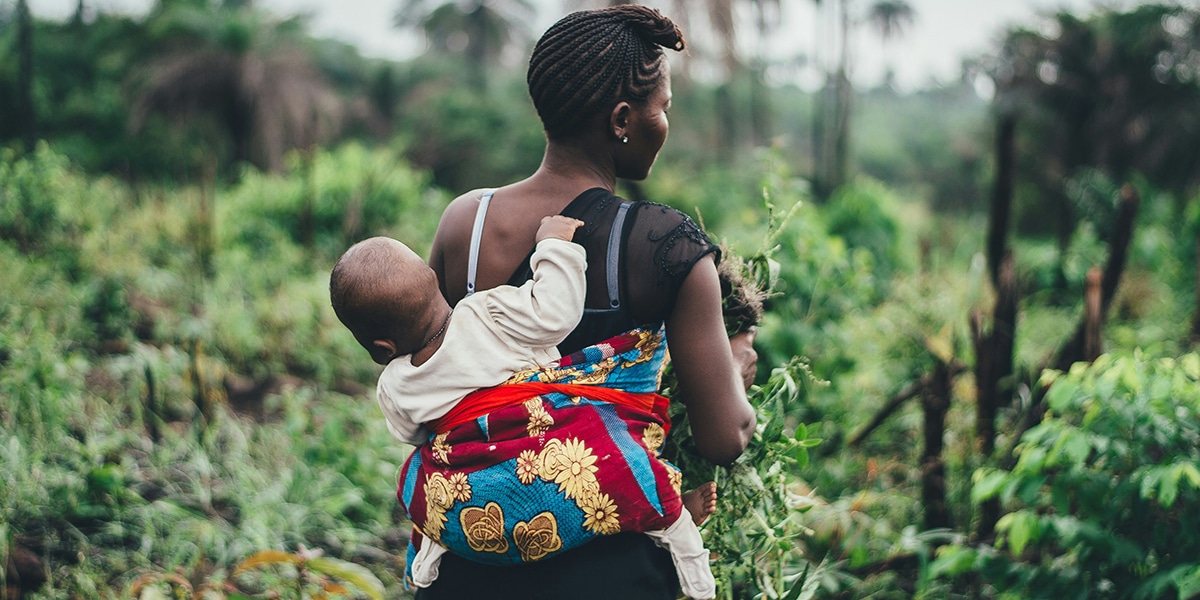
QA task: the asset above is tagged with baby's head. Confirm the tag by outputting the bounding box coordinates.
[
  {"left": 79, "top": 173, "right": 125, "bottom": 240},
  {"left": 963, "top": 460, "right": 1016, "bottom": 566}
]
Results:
[{"left": 330, "top": 237, "right": 446, "bottom": 365}]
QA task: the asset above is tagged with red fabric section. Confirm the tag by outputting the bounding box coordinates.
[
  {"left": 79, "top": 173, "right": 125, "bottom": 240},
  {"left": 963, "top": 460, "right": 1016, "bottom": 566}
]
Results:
[{"left": 430, "top": 383, "right": 669, "bottom": 436}]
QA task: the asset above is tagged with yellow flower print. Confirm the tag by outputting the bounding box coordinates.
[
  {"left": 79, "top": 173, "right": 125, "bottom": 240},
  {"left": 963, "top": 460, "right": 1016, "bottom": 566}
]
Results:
[
  {"left": 524, "top": 398, "right": 554, "bottom": 437},
  {"left": 536, "top": 438, "right": 565, "bottom": 480},
  {"left": 460, "top": 502, "right": 509, "bottom": 554},
  {"left": 539, "top": 437, "right": 599, "bottom": 502},
  {"left": 425, "top": 473, "right": 456, "bottom": 510},
  {"left": 642, "top": 423, "right": 665, "bottom": 455},
  {"left": 622, "top": 330, "right": 659, "bottom": 366},
  {"left": 516, "top": 449, "right": 539, "bottom": 485},
  {"left": 423, "top": 507, "right": 447, "bottom": 542},
  {"left": 448, "top": 472, "right": 472, "bottom": 503},
  {"left": 663, "top": 461, "right": 683, "bottom": 496},
  {"left": 580, "top": 493, "right": 621, "bottom": 535},
  {"left": 423, "top": 473, "right": 461, "bottom": 542},
  {"left": 513, "top": 512, "right": 563, "bottom": 562},
  {"left": 431, "top": 433, "right": 452, "bottom": 465},
  {"left": 569, "top": 360, "right": 615, "bottom": 385},
  {"left": 505, "top": 366, "right": 541, "bottom": 384}
]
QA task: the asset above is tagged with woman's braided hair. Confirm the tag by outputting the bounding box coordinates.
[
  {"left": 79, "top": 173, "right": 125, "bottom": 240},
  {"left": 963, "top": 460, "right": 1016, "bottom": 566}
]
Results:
[{"left": 527, "top": 5, "right": 685, "bottom": 140}]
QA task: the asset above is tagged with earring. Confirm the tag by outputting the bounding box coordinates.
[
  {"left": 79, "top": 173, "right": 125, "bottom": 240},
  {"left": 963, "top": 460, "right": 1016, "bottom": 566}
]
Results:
[{"left": 621, "top": 136, "right": 628, "bottom": 144}]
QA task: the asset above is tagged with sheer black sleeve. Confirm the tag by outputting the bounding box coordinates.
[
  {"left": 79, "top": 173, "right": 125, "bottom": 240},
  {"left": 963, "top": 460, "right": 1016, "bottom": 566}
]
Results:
[{"left": 622, "top": 202, "right": 721, "bottom": 325}]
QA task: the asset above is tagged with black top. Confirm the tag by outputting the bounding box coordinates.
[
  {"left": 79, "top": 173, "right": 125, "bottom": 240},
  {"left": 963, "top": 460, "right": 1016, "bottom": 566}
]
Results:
[{"left": 505, "top": 187, "right": 720, "bottom": 355}]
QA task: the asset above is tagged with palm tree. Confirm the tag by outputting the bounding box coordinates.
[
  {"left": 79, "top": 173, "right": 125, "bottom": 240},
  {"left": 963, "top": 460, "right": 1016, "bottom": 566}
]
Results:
[
  {"left": 394, "top": 0, "right": 536, "bottom": 90},
  {"left": 675, "top": 0, "right": 781, "bottom": 151},
  {"left": 805, "top": 0, "right": 852, "bottom": 198},
  {"left": 865, "top": 0, "right": 914, "bottom": 88},
  {"left": 865, "top": 0, "right": 914, "bottom": 42},
  {"left": 72, "top": 0, "right": 86, "bottom": 27},
  {"left": 129, "top": 3, "right": 347, "bottom": 172},
  {"left": 808, "top": 0, "right": 857, "bottom": 199}
]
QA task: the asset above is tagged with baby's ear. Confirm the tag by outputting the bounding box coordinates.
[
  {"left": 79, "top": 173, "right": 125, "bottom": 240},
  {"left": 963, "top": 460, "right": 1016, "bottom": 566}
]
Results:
[{"left": 371, "top": 339, "right": 399, "bottom": 365}]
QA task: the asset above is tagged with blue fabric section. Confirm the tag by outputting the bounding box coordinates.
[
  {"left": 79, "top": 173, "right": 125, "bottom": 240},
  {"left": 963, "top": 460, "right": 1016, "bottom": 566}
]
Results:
[
  {"left": 404, "top": 540, "right": 416, "bottom": 587},
  {"left": 436, "top": 459, "right": 593, "bottom": 565},
  {"left": 401, "top": 452, "right": 422, "bottom": 509},
  {"left": 593, "top": 403, "right": 664, "bottom": 516},
  {"left": 611, "top": 347, "right": 666, "bottom": 392}
]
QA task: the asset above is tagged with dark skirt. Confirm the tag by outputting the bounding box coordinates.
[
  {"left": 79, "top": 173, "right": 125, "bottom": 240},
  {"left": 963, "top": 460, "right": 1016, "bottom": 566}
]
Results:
[{"left": 415, "top": 533, "right": 680, "bottom": 600}]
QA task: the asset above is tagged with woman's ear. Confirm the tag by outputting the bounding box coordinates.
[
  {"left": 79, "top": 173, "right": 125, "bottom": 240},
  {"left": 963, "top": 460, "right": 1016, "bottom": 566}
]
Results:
[{"left": 610, "top": 101, "right": 632, "bottom": 141}]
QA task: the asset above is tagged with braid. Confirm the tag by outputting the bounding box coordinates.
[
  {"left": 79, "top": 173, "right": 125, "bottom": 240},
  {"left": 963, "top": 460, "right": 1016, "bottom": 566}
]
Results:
[{"left": 528, "top": 5, "right": 686, "bottom": 140}]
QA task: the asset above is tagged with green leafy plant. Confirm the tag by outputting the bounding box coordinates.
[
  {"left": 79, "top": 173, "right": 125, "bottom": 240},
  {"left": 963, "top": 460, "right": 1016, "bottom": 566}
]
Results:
[
  {"left": 706, "top": 360, "right": 827, "bottom": 600},
  {"left": 932, "top": 352, "right": 1200, "bottom": 599},
  {"left": 664, "top": 185, "right": 828, "bottom": 599}
]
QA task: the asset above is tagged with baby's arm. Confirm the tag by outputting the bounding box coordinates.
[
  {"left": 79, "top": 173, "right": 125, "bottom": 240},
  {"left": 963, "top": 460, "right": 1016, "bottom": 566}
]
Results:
[
  {"left": 376, "top": 384, "right": 430, "bottom": 445},
  {"left": 484, "top": 216, "right": 586, "bottom": 348}
]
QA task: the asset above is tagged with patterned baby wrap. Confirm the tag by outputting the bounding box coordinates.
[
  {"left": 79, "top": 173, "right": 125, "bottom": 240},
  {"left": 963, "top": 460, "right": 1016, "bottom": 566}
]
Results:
[{"left": 397, "top": 326, "right": 684, "bottom": 578}]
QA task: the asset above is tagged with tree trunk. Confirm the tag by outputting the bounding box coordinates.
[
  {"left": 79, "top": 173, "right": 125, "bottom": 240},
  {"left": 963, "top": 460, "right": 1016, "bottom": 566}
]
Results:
[
  {"left": 831, "top": 0, "right": 852, "bottom": 192},
  {"left": 849, "top": 362, "right": 965, "bottom": 448},
  {"left": 1050, "top": 184, "right": 1138, "bottom": 374},
  {"left": 715, "top": 83, "right": 736, "bottom": 163},
  {"left": 1017, "top": 183, "right": 1139, "bottom": 434},
  {"left": 812, "top": 79, "right": 828, "bottom": 198},
  {"left": 810, "top": 1, "right": 827, "bottom": 197},
  {"left": 971, "top": 252, "right": 1015, "bottom": 541},
  {"left": 832, "top": 69, "right": 851, "bottom": 192},
  {"left": 922, "top": 361, "right": 952, "bottom": 531},
  {"left": 1083, "top": 266, "right": 1103, "bottom": 361},
  {"left": 749, "top": 63, "right": 770, "bottom": 148},
  {"left": 16, "top": 0, "right": 37, "bottom": 153},
  {"left": 987, "top": 115, "right": 1016, "bottom": 287}
]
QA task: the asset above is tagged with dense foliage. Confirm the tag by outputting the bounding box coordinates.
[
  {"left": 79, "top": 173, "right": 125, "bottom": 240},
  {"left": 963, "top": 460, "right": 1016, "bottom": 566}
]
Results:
[
  {"left": 0, "top": 144, "right": 419, "bottom": 598},
  {"left": 4, "top": 1, "right": 1200, "bottom": 599},
  {"left": 934, "top": 353, "right": 1200, "bottom": 599}
]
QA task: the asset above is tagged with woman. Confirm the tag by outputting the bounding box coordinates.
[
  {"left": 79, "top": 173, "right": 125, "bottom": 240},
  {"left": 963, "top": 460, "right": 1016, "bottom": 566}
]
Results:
[{"left": 409, "top": 6, "right": 757, "bottom": 599}]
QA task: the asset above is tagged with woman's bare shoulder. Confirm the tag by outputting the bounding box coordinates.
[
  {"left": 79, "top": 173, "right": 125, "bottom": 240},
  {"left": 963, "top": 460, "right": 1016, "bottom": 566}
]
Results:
[
  {"left": 431, "top": 188, "right": 496, "bottom": 304},
  {"left": 440, "top": 189, "right": 492, "bottom": 231},
  {"left": 432, "top": 189, "right": 492, "bottom": 252}
]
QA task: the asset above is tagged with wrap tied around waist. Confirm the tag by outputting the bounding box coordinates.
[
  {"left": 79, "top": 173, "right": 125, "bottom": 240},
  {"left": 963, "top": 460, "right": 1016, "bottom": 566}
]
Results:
[{"left": 430, "top": 382, "right": 671, "bottom": 436}]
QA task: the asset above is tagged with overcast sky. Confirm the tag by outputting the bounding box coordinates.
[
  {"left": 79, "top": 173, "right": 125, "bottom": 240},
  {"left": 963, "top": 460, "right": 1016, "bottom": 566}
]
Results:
[{"left": 34, "top": 0, "right": 1142, "bottom": 91}]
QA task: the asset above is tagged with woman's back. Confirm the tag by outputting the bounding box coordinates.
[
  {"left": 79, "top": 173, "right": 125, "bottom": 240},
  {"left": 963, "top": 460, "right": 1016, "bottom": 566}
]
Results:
[{"left": 432, "top": 186, "right": 719, "bottom": 354}]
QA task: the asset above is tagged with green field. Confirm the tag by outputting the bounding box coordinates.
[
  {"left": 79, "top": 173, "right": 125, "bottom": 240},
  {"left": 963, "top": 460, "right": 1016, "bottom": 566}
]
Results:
[{"left": 4, "top": 2, "right": 1200, "bottom": 598}]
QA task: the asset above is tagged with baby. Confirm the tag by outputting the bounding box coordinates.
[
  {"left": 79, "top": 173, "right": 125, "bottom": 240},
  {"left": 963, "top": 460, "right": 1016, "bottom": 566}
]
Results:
[{"left": 329, "top": 216, "right": 717, "bottom": 597}]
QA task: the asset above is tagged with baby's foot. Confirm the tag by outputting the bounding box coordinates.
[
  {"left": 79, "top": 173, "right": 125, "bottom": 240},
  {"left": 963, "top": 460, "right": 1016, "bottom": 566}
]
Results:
[{"left": 682, "top": 482, "right": 718, "bottom": 526}]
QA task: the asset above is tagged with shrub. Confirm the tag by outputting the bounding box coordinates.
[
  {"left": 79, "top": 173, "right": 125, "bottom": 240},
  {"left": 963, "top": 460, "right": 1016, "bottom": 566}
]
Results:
[
  {"left": 824, "top": 177, "right": 912, "bottom": 280},
  {"left": 219, "top": 141, "right": 443, "bottom": 263},
  {"left": 0, "top": 144, "right": 85, "bottom": 277},
  {"left": 933, "top": 352, "right": 1200, "bottom": 599}
]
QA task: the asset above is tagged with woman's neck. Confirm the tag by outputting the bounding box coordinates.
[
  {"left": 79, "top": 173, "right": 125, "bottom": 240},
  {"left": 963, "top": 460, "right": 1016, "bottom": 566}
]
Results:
[{"left": 535, "top": 138, "right": 616, "bottom": 193}]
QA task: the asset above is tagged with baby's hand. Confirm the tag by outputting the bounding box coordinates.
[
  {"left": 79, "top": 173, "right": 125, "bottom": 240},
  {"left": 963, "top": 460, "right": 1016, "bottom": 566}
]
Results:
[{"left": 536, "top": 215, "right": 584, "bottom": 243}]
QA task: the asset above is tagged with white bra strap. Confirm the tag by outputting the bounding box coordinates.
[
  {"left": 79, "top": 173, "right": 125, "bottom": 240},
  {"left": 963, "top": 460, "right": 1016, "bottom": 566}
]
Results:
[{"left": 465, "top": 190, "right": 494, "bottom": 296}]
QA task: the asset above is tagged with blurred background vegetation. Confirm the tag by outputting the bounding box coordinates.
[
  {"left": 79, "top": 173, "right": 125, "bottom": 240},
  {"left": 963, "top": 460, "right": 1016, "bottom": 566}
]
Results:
[{"left": 3, "top": 0, "right": 1200, "bottom": 598}]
